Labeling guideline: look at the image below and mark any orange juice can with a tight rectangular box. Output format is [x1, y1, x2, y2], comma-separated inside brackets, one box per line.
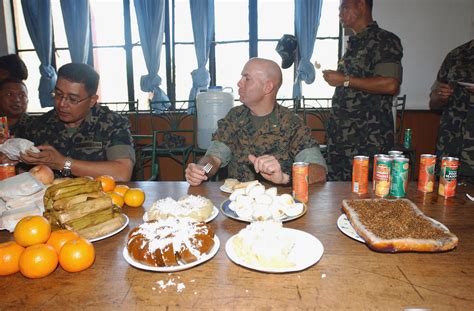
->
[352, 156, 369, 194]
[438, 157, 459, 198]
[292, 162, 309, 203]
[374, 156, 392, 197]
[0, 163, 16, 180]
[372, 154, 388, 190]
[418, 154, 436, 193]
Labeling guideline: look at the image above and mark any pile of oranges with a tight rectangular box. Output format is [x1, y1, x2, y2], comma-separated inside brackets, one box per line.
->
[0, 216, 95, 278]
[95, 175, 145, 208]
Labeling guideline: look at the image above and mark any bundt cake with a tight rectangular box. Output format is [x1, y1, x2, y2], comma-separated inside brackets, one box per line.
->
[127, 218, 215, 267]
[144, 195, 214, 222]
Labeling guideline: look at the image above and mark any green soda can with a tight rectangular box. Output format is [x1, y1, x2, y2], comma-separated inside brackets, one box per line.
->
[390, 157, 409, 198]
[404, 129, 412, 149]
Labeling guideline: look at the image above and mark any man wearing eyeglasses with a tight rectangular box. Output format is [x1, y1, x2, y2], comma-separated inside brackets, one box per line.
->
[19, 63, 135, 181]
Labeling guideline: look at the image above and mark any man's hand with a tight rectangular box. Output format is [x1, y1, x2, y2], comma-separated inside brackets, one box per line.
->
[185, 163, 208, 186]
[465, 85, 474, 94]
[435, 83, 454, 103]
[0, 152, 18, 165]
[248, 154, 289, 185]
[20, 145, 66, 171]
[322, 70, 345, 87]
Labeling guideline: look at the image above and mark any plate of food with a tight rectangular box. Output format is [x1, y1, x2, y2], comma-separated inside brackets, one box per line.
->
[143, 195, 218, 223]
[124, 218, 219, 272]
[337, 214, 364, 243]
[225, 221, 324, 273]
[458, 81, 474, 88]
[221, 199, 306, 223]
[88, 213, 129, 243]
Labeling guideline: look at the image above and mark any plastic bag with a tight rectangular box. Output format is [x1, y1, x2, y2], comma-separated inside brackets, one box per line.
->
[0, 138, 40, 160]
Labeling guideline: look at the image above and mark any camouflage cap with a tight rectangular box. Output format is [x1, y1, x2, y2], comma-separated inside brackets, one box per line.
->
[275, 34, 297, 69]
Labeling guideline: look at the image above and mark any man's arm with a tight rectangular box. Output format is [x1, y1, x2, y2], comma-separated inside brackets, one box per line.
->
[323, 70, 400, 95]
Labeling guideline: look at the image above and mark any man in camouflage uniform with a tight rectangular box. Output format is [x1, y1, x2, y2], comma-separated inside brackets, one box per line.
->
[185, 58, 327, 186]
[19, 63, 135, 181]
[323, 0, 403, 181]
[0, 78, 31, 137]
[430, 40, 474, 183]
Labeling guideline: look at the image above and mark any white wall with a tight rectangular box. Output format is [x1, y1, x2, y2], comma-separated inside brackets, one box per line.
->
[374, 0, 474, 109]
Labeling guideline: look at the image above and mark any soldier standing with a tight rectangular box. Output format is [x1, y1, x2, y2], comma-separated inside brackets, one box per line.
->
[323, 0, 403, 181]
[429, 40, 474, 184]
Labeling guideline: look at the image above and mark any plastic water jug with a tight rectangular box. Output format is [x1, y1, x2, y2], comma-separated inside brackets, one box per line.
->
[196, 86, 234, 149]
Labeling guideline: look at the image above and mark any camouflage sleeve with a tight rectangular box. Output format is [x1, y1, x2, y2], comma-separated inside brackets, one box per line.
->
[211, 106, 241, 148]
[436, 49, 456, 84]
[373, 33, 403, 81]
[288, 115, 318, 159]
[205, 140, 232, 167]
[107, 145, 136, 164]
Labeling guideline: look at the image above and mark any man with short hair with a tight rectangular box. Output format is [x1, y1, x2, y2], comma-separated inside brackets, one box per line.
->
[0, 54, 28, 81]
[323, 0, 403, 181]
[0, 78, 31, 137]
[185, 57, 327, 186]
[20, 63, 135, 181]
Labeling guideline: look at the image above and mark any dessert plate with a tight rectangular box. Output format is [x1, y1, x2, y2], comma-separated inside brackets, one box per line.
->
[225, 228, 323, 273]
[220, 199, 307, 223]
[143, 206, 219, 223]
[337, 214, 449, 243]
[89, 214, 129, 243]
[219, 185, 233, 194]
[123, 235, 220, 272]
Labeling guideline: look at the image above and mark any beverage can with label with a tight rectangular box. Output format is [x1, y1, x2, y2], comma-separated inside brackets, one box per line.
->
[438, 157, 459, 198]
[375, 156, 392, 197]
[418, 154, 436, 193]
[292, 162, 309, 203]
[352, 156, 369, 194]
[390, 157, 409, 198]
[372, 154, 388, 190]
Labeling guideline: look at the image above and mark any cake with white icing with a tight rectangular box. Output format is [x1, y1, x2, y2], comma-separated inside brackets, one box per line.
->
[145, 195, 214, 222]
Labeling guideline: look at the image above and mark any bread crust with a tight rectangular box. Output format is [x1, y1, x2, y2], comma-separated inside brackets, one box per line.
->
[341, 198, 458, 253]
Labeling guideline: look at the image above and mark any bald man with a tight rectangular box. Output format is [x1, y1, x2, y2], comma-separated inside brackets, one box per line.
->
[186, 57, 327, 186]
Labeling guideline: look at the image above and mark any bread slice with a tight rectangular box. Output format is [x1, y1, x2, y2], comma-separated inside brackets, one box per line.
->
[341, 198, 458, 252]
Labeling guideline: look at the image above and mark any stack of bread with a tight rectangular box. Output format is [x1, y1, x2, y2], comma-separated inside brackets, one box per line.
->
[44, 177, 125, 239]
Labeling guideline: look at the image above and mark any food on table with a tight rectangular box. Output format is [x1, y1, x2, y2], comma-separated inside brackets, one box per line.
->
[14, 215, 51, 247]
[341, 198, 459, 252]
[127, 218, 215, 267]
[0, 241, 25, 276]
[145, 195, 214, 222]
[109, 192, 125, 208]
[228, 181, 304, 221]
[123, 188, 145, 207]
[46, 229, 79, 254]
[19, 243, 58, 279]
[59, 237, 95, 273]
[232, 220, 295, 268]
[113, 184, 130, 197]
[43, 177, 126, 240]
[95, 175, 116, 192]
[29, 164, 55, 185]
[223, 178, 239, 190]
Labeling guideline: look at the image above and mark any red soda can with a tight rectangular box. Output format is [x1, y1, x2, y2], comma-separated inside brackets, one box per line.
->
[418, 154, 436, 193]
[438, 157, 459, 198]
[352, 156, 369, 194]
[292, 162, 309, 203]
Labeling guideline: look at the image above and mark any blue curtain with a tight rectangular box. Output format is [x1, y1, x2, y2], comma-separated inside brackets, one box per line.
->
[21, 0, 56, 107]
[293, 0, 323, 99]
[60, 0, 91, 64]
[187, 0, 214, 113]
[134, 0, 170, 112]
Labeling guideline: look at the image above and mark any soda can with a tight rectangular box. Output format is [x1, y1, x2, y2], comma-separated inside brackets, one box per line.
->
[0, 116, 9, 141]
[404, 129, 412, 149]
[0, 163, 16, 180]
[375, 156, 392, 197]
[372, 154, 388, 190]
[418, 154, 436, 193]
[438, 157, 459, 198]
[390, 157, 409, 198]
[352, 156, 369, 194]
[292, 162, 309, 203]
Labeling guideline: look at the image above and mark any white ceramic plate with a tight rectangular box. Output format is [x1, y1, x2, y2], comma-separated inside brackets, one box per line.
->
[458, 81, 474, 87]
[122, 235, 220, 272]
[219, 185, 233, 194]
[220, 199, 307, 223]
[142, 206, 219, 223]
[88, 214, 129, 243]
[225, 228, 323, 273]
[337, 214, 449, 244]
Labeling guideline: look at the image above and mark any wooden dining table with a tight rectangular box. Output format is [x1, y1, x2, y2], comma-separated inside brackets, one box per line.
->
[1, 181, 474, 310]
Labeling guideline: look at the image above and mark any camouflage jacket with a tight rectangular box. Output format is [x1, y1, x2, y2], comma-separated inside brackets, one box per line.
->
[9, 113, 32, 137]
[22, 105, 135, 163]
[326, 21, 403, 181]
[434, 40, 474, 178]
[209, 104, 321, 182]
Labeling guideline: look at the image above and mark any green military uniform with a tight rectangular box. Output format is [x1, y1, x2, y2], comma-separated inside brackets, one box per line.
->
[9, 113, 32, 137]
[326, 22, 403, 181]
[22, 105, 135, 175]
[433, 40, 474, 182]
[205, 104, 327, 182]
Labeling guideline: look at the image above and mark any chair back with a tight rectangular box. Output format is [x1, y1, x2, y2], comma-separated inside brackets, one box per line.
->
[392, 94, 407, 145]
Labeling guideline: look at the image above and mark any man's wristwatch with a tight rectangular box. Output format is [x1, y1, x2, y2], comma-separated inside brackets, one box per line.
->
[61, 157, 73, 177]
[343, 75, 350, 87]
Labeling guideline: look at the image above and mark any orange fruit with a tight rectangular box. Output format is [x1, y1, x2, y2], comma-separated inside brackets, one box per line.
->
[14, 215, 51, 247]
[0, 241, 25, 276]
[19, 244, 58, 279]
[46, 229, 80, 254]
[59, 237, 95, 273]
[109, 192, 125, 208]
[124, 188, 145, 207]
[113, 184, 130, 197]
[95, 175, 116, 192]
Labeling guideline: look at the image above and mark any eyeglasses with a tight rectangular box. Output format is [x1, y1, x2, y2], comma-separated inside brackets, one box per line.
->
[51, 91, 92, 105]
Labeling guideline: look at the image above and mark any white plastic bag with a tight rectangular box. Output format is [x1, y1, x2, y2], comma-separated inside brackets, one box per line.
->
[0, 172, 45, 199]
[0, 138, 40, 160]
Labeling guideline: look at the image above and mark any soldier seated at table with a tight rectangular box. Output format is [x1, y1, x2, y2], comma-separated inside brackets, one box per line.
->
[19, 63, 135, 181]
[185, 57, 327, 186]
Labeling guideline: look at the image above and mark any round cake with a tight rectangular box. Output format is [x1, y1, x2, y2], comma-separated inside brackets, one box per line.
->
[145, 195, 214, 222]
[127, 218, 215, 267]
